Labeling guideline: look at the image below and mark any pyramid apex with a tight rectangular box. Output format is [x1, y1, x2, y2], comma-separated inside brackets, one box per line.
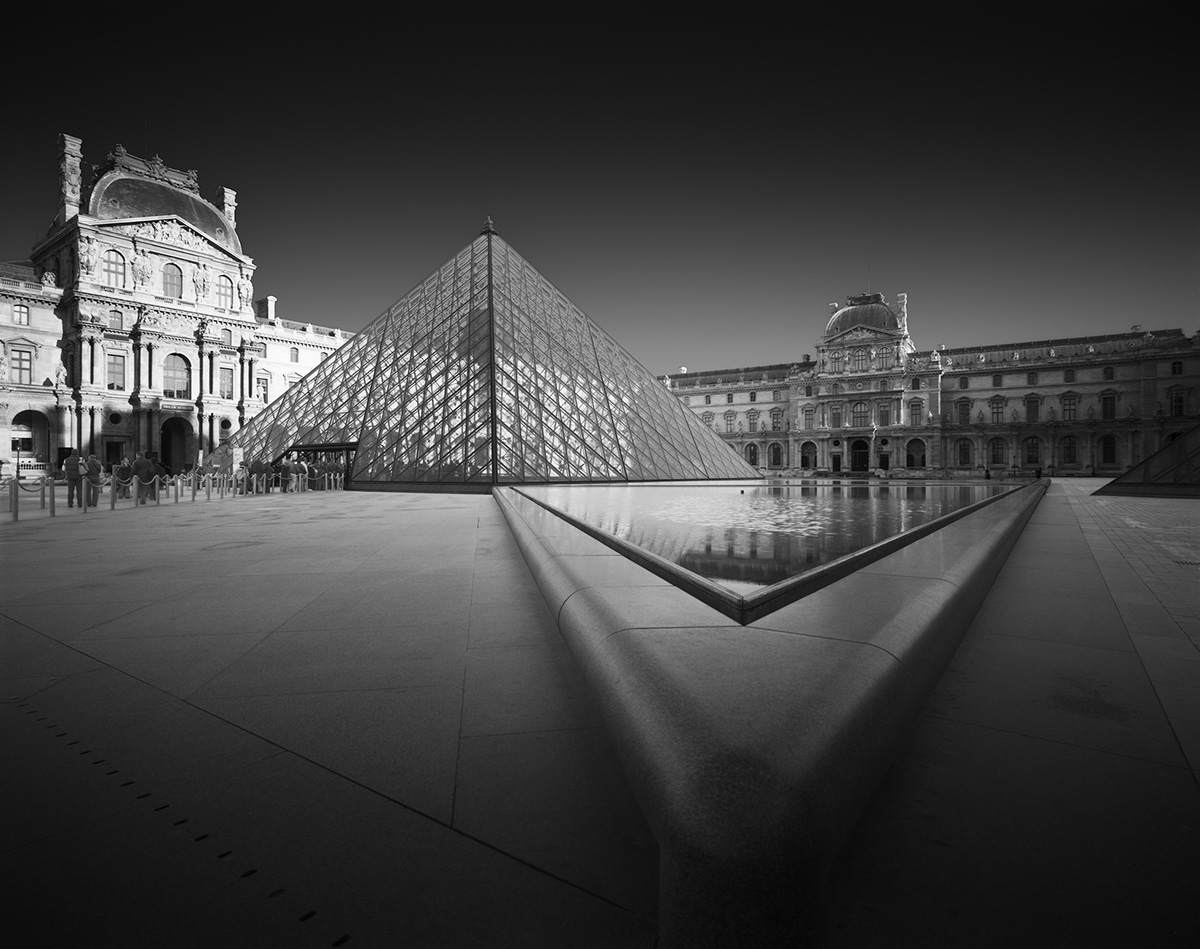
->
[481, 216, 498, 235]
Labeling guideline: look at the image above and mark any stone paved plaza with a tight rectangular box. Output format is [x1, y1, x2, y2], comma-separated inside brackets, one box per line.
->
[2, 479, 1198, 946]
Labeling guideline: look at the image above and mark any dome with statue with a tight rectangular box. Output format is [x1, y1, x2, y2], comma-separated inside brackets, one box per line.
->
[824, 292, 902, 337]
[84, 145, 241, 254]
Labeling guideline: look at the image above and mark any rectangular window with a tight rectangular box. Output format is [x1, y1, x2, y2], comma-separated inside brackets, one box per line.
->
[878, 403, 890, 427]
[990, 440, 1006, 465]
[1026, 398, 1039, 423]
[726, 393, 733, 404]
[725, 417, 734, 433]
[749, 417, 758, 433]
[1062, 397, 1077, 421]
[1061, 438, 1077, 465]
[991, 401, 1004, 424]
[290, 347, 300, 363]
[1171, 361, 1183, 376]
[771, 413, 781, 431]
[910, 401, 924, 425]
[957, 441, 971, 465]
[106, 354, 125, 391]
[219, 367, 234, 400]
[704, 395, 711, 405]
[1102, 395, 1116, 420]
[1170, 390, 1185, 416]
[1064, 369, 1075, 383]
[992, 374, 1002, 388]
[830, 405, 842, 428]
[803, 407, 814, 430]
[749, 392, 757, 402]
[957, 402, 971, 425]
[108, 310, 123, 330]
[11, 349, 33, 384]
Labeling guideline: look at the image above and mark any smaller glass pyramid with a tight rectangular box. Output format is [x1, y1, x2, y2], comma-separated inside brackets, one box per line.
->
[229, 221, 759, 490]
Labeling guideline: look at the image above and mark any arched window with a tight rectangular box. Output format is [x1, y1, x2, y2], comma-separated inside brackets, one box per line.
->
[162, 263, 183, 298]
[911, 377, 921, 390]
[745, 444, 759, 466]
[877, 349, 893, 369]
[290, 347, 300, 363]
[768, 443, 783, 467]
[1059, 436, 1078, 466]
[906, 438, 926, 468]
[221, 328, 233, 347]
[216, 276, 234, 309]
[852, 349, 867, 372]
[988, 437, 1006, 465]
[851, 401, 869, 427]
[162, 354, 191, 399]
[103, 250, 126, 288]
[959, 376, 969, 389]
[830, 351, 843, 372]
[107, 310, 123, 330]
[800, 441, 817, 467]
[13, 304, 29, 325]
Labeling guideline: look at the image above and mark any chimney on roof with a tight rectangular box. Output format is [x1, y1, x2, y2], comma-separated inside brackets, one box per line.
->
[215, 187, 237, 228]
[57, 134, 83, 227]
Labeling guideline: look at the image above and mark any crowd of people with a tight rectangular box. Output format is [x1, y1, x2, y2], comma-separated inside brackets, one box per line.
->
[55, 451, 346, 506]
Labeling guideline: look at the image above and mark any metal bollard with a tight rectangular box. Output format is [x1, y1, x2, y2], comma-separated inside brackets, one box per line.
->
[40, 477, 46, 509]
[9, 478, 17, 521]
[174, 477, 179, 503]
[111, 474, 117, 510]
[155, 476, 162, 506]
[206, 475, 212, 501]
[49, 477, 56, 517]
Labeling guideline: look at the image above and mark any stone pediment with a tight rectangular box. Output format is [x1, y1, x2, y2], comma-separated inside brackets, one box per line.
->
[95, 217, 248, 263]
[827, 326, 898, 344]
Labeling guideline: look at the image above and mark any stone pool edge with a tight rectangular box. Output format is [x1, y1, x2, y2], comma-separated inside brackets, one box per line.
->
[494, 480, 1048, 948]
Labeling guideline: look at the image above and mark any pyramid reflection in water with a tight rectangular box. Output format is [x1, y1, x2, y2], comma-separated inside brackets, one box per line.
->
[230, 220, 758, 490]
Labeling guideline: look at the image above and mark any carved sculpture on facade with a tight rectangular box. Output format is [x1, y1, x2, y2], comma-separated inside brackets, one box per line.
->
[237, 272, 254, 310]
[79, 236, 99, 275]
[54, 362, 68, 391]
[131, 248, 152, 287]
[193, 262, 211, 300]
[41, 270, 57, 287]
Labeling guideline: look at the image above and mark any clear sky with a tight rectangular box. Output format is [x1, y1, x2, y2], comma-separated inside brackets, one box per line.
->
[3, 3, 1195, 377]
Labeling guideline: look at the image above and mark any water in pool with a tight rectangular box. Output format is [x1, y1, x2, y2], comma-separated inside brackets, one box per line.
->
[520, 481, 1011, 595]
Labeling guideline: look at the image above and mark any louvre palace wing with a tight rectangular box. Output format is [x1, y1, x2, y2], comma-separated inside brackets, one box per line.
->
[228, 221, 759, 490]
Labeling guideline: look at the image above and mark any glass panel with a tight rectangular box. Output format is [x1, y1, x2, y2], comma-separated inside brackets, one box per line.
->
[228, 231, 757, 483]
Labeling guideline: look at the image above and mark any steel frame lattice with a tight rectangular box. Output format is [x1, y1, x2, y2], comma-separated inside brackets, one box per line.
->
[228, 223, 759, 489]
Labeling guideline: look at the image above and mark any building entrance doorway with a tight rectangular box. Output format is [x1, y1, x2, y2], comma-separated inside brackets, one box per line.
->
[850, 439, 870, 472]
[160, 417, 193, 474]
[831, 453, 842, 473]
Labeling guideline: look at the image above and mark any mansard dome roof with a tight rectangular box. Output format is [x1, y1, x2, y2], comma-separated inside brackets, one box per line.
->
[825, 292, 899, 337]
[88, 173, 241, 253]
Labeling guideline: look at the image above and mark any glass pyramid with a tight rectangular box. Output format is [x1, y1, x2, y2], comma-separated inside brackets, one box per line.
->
[1093, 422, 1200, 497]
[229, 220, 759, 490]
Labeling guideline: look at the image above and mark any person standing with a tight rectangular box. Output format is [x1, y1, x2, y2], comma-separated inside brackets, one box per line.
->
[131, 451, 155, 505]
[63, 449, 82, 508]
[85, 453, 102, 506]
[279, 456, 293, 493]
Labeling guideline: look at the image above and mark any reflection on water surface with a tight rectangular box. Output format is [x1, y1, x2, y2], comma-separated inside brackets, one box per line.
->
[521, 481, 1009, 595]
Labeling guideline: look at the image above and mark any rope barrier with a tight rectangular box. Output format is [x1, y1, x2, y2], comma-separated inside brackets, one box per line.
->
[7, 468, 347, 520]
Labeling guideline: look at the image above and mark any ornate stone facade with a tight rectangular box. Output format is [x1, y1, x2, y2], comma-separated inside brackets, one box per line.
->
[0, 134, 350, 476]
[667, 293, 1199, 477]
